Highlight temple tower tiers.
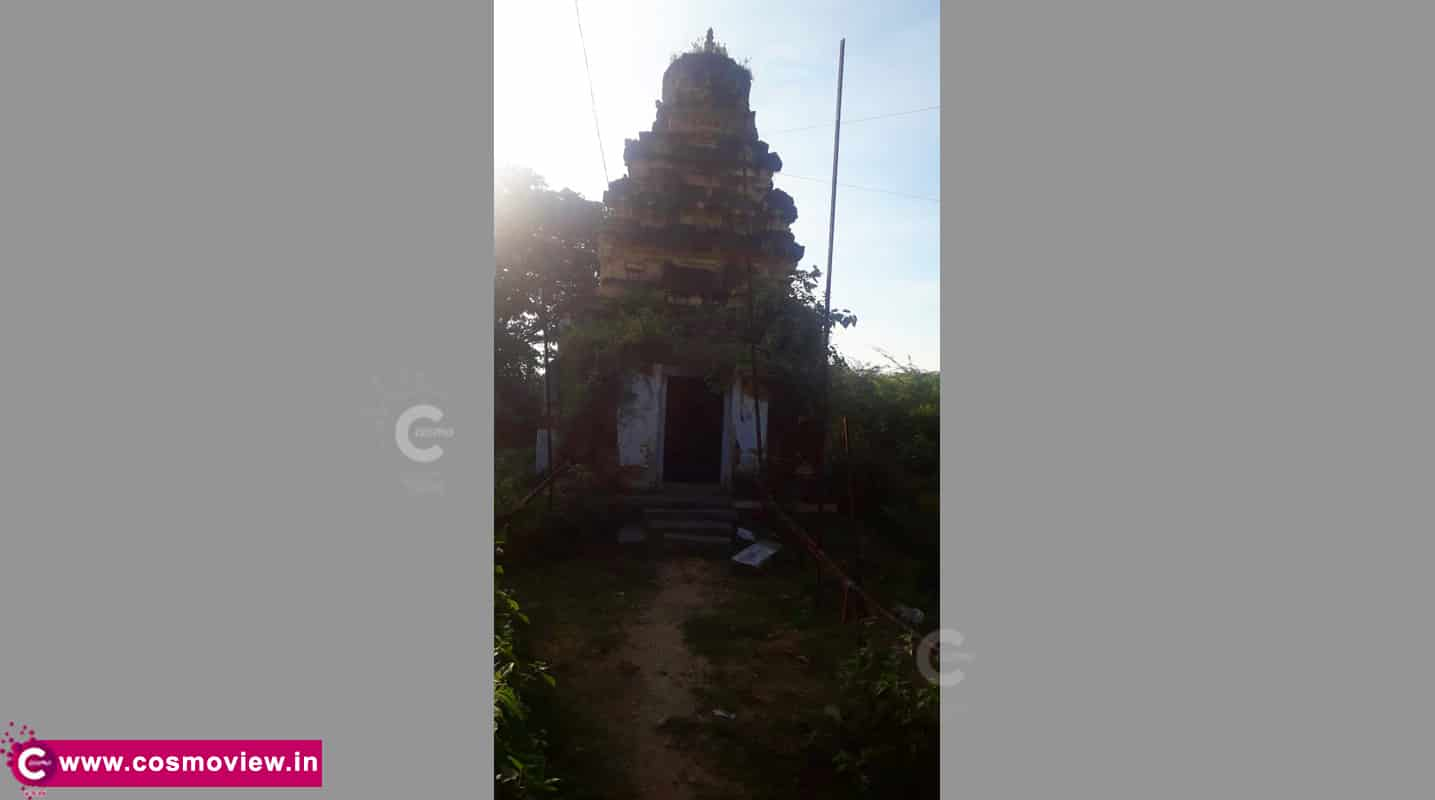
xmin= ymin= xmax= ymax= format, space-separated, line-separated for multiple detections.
xmin=597 ymin=35 xmax=804 ymax=303
xmin=598 ymin=33 xmax=803 ymax=489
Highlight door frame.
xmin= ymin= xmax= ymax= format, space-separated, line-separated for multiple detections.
xmin=653 ymin=365 xmax=734 ymax=488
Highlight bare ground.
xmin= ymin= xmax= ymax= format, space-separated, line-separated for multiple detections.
xmin=519 ymin=544 xmax=893 ymax=799
xmin=612 ymin=557 xmax=735 ymax=800
xmin=530 ymin=555 xmax=738 ymax=800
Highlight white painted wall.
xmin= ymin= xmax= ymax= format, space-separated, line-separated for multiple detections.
xmin=616 ymin=366 xmax=664 ymax=488
xmin=723 ymin=375 xmax=768 ymax=484
xmin=615 ymin=366 xmax=767 ymax=490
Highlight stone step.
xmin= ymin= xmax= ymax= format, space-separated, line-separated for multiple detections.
xmin=661 ymin=532 xmax=735 ymax=546
xmin=616 ymin=483 xmax=729 ymax=505
xmin=620 ymin=496 xmax=733 ymax=511
xmin=644 ymin=518 xmax=734 ymax=534
xmin=731 ymin=499 xmax=838 ymax=513
xmin=643 ymin=507 xmax=737 ymax=522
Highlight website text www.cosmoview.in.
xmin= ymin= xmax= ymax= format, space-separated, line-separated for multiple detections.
xmin=7 ymin=739 xmax=322 ymax=789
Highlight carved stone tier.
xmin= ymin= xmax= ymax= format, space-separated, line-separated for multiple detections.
xmin=597 ymin=44 xmax=803 ymax=303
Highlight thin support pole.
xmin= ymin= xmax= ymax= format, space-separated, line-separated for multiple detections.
xmin=813 ymin=38 xmax=845 ymax=608
xmin=748 ymin=262 xmax=766 ymax=482
xmin=843 ymin=417 xmax=857 ymax=521
xmin=843 ymin=416 xmax=865 ymax=621
xmin=541 ymin=285 xmax=554 ymax=511
xmin=818 ymin=37 xmax=846 ymax=510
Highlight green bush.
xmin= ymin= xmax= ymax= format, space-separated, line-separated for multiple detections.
xmin=818 ymin=634 xmax=940 ymax=797
xmin=829 ymin=360 xmax=940 ymax=559
xmin=495 ymin=542 xmax=559 ymax=798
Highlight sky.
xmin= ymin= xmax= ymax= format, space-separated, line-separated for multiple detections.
xmin=494 ymin=0 xmax=940 ymax=370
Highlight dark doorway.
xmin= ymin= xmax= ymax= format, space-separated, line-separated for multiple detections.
xmin=663 ymin=375 xmax=724 ymax=483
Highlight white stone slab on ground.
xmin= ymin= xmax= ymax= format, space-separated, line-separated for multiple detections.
xmin=732 ymin=540 xmax=781 ymax=567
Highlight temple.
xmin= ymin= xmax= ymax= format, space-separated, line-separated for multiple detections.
xmin=597 ymin=31 xmax=805 ymax=490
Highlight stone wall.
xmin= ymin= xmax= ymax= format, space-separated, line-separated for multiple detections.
xmin=598 ymin=35 xmax=798 ymax=490
xmin=613 ymin=363 xmax=769 ymax=489
xmin=597 ymin=42 xmax=804 ymax=304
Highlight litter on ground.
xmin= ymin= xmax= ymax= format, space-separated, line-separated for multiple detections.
xmin=731 ymin=540 xmax=781 ymax=567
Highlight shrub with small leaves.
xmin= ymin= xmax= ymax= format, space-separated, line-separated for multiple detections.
xmin=495 ymin=538 xmax=560 ymax=798
xmin=819 ymin=634 xmax=940 ymax=797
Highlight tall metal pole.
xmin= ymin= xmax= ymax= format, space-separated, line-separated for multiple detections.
xmin=811 ymin=38 xmax=845 ymax=606
xmin=541 ymin=284 xmax=554 ymax=510
xmin=747 ymin=259 xmax=765 ymax=480
xmin=843 ymin=416 xmax=864 ymax=621
xmin=818 ymin=39 xmax=846 ymax=494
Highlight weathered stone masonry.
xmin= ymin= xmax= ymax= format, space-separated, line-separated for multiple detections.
xmin=599 ymin=35 xmax=805 ymax=489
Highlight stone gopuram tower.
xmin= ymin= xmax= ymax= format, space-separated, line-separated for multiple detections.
xmin=599 ymin=31 xmax=805 ymax=490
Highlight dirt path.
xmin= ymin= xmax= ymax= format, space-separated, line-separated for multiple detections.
xmin=611 ymin=556 xmax=731 ymax=800
xmin=522 ymin=549 xmax=856 ymax=798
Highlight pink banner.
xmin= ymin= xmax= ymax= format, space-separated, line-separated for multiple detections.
xmin=8 ymin=740 xmax=322 ymax=788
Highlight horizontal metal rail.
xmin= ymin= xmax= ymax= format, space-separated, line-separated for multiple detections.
xmin=755 ymin=481 xmax=921 ymax=638
xmin=495 ymin=462 xmax=573 ymax=528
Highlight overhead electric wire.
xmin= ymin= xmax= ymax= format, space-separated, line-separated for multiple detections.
xmin=573 ymin=0 xmax=610 ymax=185
xmin=776 ymin=172 xmax=939 ymax=204
xmin=563 ymin=23 xmax=932 ymax=203
xmin=768 ymin=104 xmax=940 ymax=135
xmin=565 ymin=18 xmax=931 ymax=199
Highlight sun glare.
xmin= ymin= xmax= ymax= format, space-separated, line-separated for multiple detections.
xmin=493 ymin=1 xmax=592 ymax=182
xmin=492 ymin=1 xmax=542 ymax=171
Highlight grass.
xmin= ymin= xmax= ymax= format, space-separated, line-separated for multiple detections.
xmin=506 ymin=551 xmax=660 ymax=800
xmin=658 ymin=706 xmax=831 ymax=800
xmin=509 ymin=553 xmax=658 ymax=647
xmin=671 ymin=549 xmax=912 ymax=799
xmin=502 ymin=509 xmax=936 ymax=800
xmin=786 ymin=511 xmax=940 ymax=628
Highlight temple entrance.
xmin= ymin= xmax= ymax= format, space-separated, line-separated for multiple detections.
xmin=662 ymin=375 xmax=723 ymax=484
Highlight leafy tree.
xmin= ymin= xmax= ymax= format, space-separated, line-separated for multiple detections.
xmin=494 ymin=166 xmax=603 ymax=448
